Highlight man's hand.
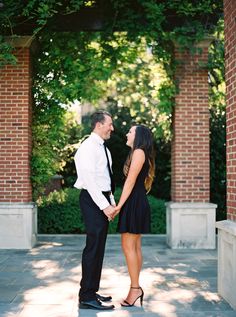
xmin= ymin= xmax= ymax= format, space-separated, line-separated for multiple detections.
xmin=103 ymin=205 xmax=115 ymax=221
xmin=112 ymin=205 xmax=121 ymax=218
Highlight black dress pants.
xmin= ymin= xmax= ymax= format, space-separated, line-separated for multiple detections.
xmin=79 ymin=189 xmax=110 ymax=302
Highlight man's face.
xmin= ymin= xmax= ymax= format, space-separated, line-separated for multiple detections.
xmin=97 ymin=115 xmax=114 ymax=140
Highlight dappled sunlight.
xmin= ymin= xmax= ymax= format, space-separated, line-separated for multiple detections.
xmin=22 ymin=280 xmax=78 ymax=305
xmin=70 ymin=266 xmax=81 ymax=274
xmin=99 ymin=267 xmax=129 ymax=290
xmin=100 ymin=268 xmax=123 ymax=276
xmin=199 ymin=291 xmax=221 ymax=302
xmin=22 ymin=291 xmax=73 ymax=305
xmin=97 ymin=310 xmax=133 ymax=317
xmin=32 ymin=260 xmax=63 ymax=278
xmin=152 ymin=288 xmax=196 ymax=303
xmin=35 ymin=266 xmax=64 ymax=279
xmin=96 ymin=260 xmax=222 ymax=316
xmin=175 ymin=277 xmax=200 ymax=286
xmin=145 ymin=301 xmax=178 ymax=317
xmin=30 ymin=242 xmax=64 ymax=255
xmin=0 ymin=236 xmax=226 ymax=317
xmin=142 ymin=266 xmax=187 ymax=275
xmin=172 ymin=263 xmax=190 ymax=268
xmin=18 ymin=304 xmax=73 ymax=317
xmin=141 ymin=271 xmax=166 ymax=287
xmin=77 ymin=309 xmax=138 ymax=317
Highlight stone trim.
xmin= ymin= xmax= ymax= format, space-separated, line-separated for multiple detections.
xmin=5 ymin=35 xmax=34 ymax=48
xmin=216 ymin=220 xmax=236 ymax=310
xmin=166 ymin=202 xmax=217 ymax=249
xmin=0 ymin=203 xmax=37 ymax=249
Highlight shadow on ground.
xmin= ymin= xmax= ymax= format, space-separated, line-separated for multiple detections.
xmin=0 ymin=235 xmax=235 ymax=317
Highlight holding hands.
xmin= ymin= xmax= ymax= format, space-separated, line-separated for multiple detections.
xmin=103 ymin=205 xmax=115 ymax=221
xmin=113 ymin=205 xmax=121 ymax=218
xmin=103 ymin=204 xmax=121 ymax=221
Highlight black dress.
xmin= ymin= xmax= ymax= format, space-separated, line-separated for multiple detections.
xmin=117 ymin=157 xmax=151 ymax=234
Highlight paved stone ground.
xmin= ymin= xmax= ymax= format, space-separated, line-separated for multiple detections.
xmin=0 ymin=235 xmax=235 ymax=317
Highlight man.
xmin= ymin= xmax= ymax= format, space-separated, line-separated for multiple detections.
xmin=74 ymin=110 xmax=115 ymax=310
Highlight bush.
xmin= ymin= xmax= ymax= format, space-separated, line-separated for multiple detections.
xmin=37 ymin=188 xmax=85 ymax=234
xmin=38 ymin=188 xmax=166 ymax=234
xmin=148 ymin=195 xmax=166 ymax=234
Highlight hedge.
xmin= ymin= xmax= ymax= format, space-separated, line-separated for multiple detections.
xmin=38 ymin=187 xmax=166 ymax=234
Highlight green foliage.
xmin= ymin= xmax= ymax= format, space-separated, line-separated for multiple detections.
xmin=149 ymin=195 xmax=166 ymax=234
xmin=208 ymin=18 xmax=226 ymax=220
xmin=31 ymin=30 xmax=174 ymax=197
xmin=59 ymin=112 xmax=85 ymax=187
xmin=37 ymin=188 xmax=85 ymax=233
xmin=210 ymin=107 xmax=226 ymax=221
xmin=31 ymin=97 xmax=70 ymax=199
xmin=151 ymin=139 xmax=171 ymax=200
xmin=0 ymin=0 xmax=223 ymax=64
xmin=0 ymin=0 xmax=226 ymax=216
xmin=38 ymin=187 xmax=166 ymax=234
xmin=33 ymin=32 xmax=121 ymax=104
xmin=0 ymin=36 xmax=17 ymax=68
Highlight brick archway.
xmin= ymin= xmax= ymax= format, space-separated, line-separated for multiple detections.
xmin=0 ymin=36 xmax=215 ymax=250
xmin=1 ymin=5 xmax=236 ymax=308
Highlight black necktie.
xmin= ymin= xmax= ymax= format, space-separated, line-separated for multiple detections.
xmin=104 ymin=144 xmax=115 ymax=194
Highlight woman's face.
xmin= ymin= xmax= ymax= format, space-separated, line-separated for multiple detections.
xmin=126 ymin=126 xmax=136 ymax=148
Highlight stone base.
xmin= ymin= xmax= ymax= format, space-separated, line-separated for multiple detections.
xmin=166 ymin=202 xmax=216 ymax=249
xmin=216 ymin=220 xmax=236 ymax=310
xmin=0 ymin=203 xmax=37 ymax=249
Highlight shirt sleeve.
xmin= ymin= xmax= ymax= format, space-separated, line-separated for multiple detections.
xmin=74 ymin=144 xmax=110 ymax=210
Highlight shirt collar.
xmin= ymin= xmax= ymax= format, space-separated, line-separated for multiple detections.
xmin=91 ymin=132 xmax=104 ymax=145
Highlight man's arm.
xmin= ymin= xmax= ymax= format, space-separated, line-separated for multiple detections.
xmin=75 ymin=145 xmax=111 ymax=210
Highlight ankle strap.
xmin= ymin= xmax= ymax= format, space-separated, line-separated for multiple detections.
xmin=131 ymin=286 xmax=141 ymax=289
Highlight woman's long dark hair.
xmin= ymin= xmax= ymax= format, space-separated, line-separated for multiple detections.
xmin=123 ymin=125 xmax=155 ymax=192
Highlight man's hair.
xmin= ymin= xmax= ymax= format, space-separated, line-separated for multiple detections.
xmin=90 ymin=110 xmax=112 ymax=130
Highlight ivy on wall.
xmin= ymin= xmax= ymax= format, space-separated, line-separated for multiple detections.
xmin=0 ymin=1 xmax=225 ymax=207
xmin=0 ymin=0 xmax=223 ymax=64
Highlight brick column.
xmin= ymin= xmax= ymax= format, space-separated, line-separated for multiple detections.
xmin=0 ymin=36 xmax=37 ymax=249
xmin=224 ymin=1 xmax=236 ymax=222
xmin=216 ymin=0 xmax=236 ymax=310
xmin=171 ymin=44 xmax=210 ymax=202
xmin=166 ymin=40 xmax=216 ymax=249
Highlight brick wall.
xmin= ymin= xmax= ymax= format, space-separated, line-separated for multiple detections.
xmin=224 ymin=0 xmax=236 ymax=221
xmin=171 ymin=43 xmax=210 ymax=202
xmin=0 ymin=46 xmax=33 ymax=202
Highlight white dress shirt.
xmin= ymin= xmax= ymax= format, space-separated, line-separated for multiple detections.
xmin=74 ymin=132 xmax=114 ymax=210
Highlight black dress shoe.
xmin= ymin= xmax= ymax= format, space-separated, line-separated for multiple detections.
xmin=79 ymin=299 xmax=115 ymax=310
xmin=96 ymin=293 xmax=112 ymax=302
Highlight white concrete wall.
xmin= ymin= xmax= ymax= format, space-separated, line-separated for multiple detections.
xmin=0 ymin=203 xmax=37 ymax=249
xmin=166 ymin=202 xmax=216 ymax=249
xmin=216 ymin=220 xmax=236 ymax=310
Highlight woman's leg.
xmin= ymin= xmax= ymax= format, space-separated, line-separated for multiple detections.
xmin=136 ymin=235 xmax=143 ymax=274
xmin=121 ymin=233 xmax=143 ymax=304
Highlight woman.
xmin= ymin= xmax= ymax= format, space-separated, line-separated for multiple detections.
xmin=114 ymin=124 xmax=155 ymax=307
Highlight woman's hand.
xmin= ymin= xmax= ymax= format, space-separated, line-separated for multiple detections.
xmin=111 ymin=205 xmax=121 ymax=218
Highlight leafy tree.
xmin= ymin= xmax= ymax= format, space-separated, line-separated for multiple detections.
xmin=31 ymin=97 xmax=69 ymax=199
xmin=208 ymin=18 xmax=226 ymax=220
xmin=0 ymin=0 xmax=224 ymax=204
xmin=1 ymin=1 xmax=223 ymax=66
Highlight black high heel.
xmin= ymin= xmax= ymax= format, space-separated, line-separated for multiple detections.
xmin=121 ymin=286 xmax=144 ymax=307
